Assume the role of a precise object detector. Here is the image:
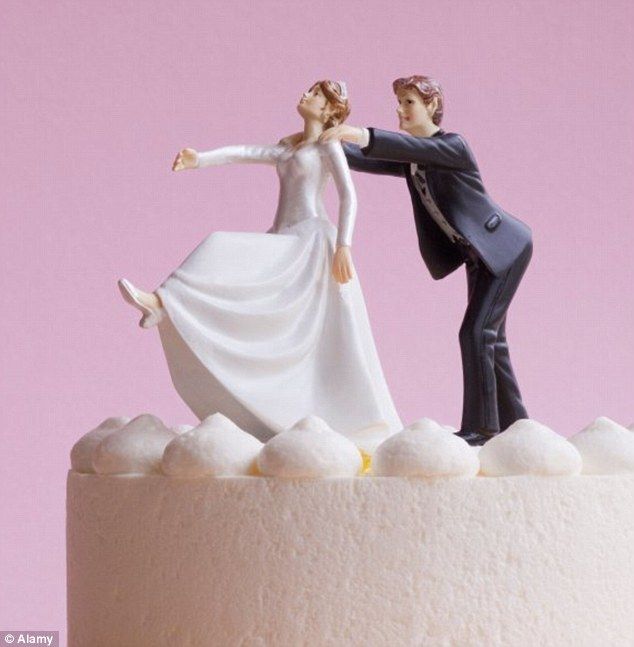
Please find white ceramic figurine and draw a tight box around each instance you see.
[119,80,401,442]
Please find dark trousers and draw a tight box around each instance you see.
[458,241,532,434]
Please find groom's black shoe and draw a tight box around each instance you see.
[455,428,499,447]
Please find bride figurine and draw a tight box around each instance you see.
[119,80,402,443]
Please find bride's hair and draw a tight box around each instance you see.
[310,80,351,129]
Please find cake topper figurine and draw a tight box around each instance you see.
[302,75,533,446]
[118,80,402,443]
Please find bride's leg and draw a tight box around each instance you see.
[137,289,162,310]
[118,278,164,328]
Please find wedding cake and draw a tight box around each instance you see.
[67,414,634,646]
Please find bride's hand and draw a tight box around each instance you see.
[332,246,354,284]
[172,148,198,171]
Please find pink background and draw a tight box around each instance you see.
[2,0,633,641]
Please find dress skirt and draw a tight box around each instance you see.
[156,217,401,443]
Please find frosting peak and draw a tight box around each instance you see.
[162,413,263,477]
[92,414,177,475]
[70,416,130,474]
[569,416,634,474]
[257,416,362,478]
[479,419,581,476]
[372,419,478,477]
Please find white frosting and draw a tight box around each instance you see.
[629,423,634,432]
[569,416,634,474]
[405,417,452,433]
[344,421,393,455]
[92,414,177,475]
[67,473,634,646]
[73,413,633,480]
[479,419,582,476]
[257,415,362,478]
[162,413,263,477]
[171,424,195,434]
[372,418,478,477]
[70,416,130,474]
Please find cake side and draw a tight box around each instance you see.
[67,472,634,647]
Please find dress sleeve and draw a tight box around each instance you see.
[324,142,357,247]
[196,144,286,167]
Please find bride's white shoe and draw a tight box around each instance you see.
[118,278,164,328]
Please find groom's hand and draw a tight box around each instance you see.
[332,246,355,284]
[319,125,366,146]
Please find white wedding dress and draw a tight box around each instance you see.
[156,141,401,443]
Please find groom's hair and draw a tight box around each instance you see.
[392,76,444,125]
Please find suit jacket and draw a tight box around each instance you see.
[343,128,532,279]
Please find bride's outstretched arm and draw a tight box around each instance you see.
[325,142,357,284]
[172,145,285,171]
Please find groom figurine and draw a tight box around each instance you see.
[320,75,533,446]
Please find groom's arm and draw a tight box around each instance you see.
[362,128,474,170]
[343,142,405,177]
[321,125,473,171]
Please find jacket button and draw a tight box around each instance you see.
[485,213,501,231]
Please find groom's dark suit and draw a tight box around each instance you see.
[344,128,532,435]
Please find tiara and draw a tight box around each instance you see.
[336,81,348,100]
